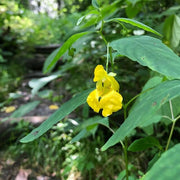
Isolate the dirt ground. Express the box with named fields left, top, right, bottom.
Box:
left=0, top=77, right=69, bottom=180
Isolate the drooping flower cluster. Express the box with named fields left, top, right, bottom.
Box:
left=87, top=65, right=123, bottom=117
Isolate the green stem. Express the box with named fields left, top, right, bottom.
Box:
left=106, top=43, right=109, bottom=72
left=169, top=99, right=174, bottom=120
left=175, top=115, right=180, bottom=121
left=165, top=120, right=176, bottom=151
left=99, top=20, right=108, bottom=45
left=125, top=87, right=153, bottom=109
left=124, top=137, right=129, bottom=180
left=123, top=106, right=129, bottom=180
left=165, top=100, right=175, bottom=151
left=103, top=124, right=124, bottom=148
left=109, top=47, right=114, bottom=71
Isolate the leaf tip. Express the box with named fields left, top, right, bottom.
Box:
left=101, top=145, right=107, bottom=151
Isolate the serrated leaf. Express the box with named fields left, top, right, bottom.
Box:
left=20, top=89, right=93, bottom=143
left=106, top=18, right=161, bottom=36
left=101, top=80, right=180, bottom=151
left=110, top=36, right=180, bottom=79
left=128, top=136, right=162, bottom=152
left=43, top=32, right=92, bottom=73
left=141, top=144, right=180, bottom=180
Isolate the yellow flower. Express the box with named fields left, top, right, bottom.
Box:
left=87, top=65, right=123, bottom=117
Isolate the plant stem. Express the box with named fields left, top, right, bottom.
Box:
left=165, top=100, right=175, bottom=151
left=109, top=47, right=114, bottom=71
left=169, top=99, right=174, bottom=120
left=165, top=120, right=176, bottom=151
left=123, top=137, right=129, bottom=180
left=99, top=20, right=108, bottom=45
left=106, top=43, right=109, bottom=72
left=123, top=106, right=129, bottom=180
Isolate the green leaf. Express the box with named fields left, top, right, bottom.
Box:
left=10, top=101, right=40, bottom=118
left=101, top=1, right=122, bottom=19
left=127, top=0, right=141, bottom=6
left=30, top=63, right=75, bottom=95
left=0, top=54, right=6, bottom=62
left=106, top=18, right=161, bottom=36
left=76, top=10, right=100, bottom=28
left=171, top=15, right=180, bottom=47
left=159, top=96, right=180, bottom=125
left=116, top=170, right=126, bottom=180
left=29, top=75, right=60, bottom=95
left=78, top=116, right=109, bottom=130
left=71, top=116, right=109, bottom=143
left=161, top=5, right=180, bottom=16
left=71, top=129, right=88, bottom=143
left=141, top=144, right=180, bottom=180
left=163, top=15, right=174, bottom=45
left=101, top=80, right=180, bottom=151
left=92, top=0, right=99, bottom=9
left=77, top=16, right=86, bottom=26
left=42, top=48, right=61, bottom=73
left=20, top=88, right=93, bottom=143
left=110, top=36, right=180, bottom=79
left=126, top=2, right=142, bottom=18
left=128, top=136, right=162, bottom=152
left=43, top=32, right=92, bottom=73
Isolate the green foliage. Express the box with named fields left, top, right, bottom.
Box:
left=128, top=136, right=162, bottom=152
left=142, top=144, right=180, bottom=180
left=43, top=31, right=92, bottom=73
left=92, top=0, right=100, bottom=10
left=10, top=101, right=40, bottom=118
left=2, top=0, right=180, bottom=179
left=20, top=88, right=93, bottom=143
left=4, top=119, right=122, bottom=179
left=106, top=18, right=161, bottom=36
left=102, top=80, right=180, bottom=151
left=71, top=116, right=109, bottom=143
left=0, top=63, right=23, bottom=102
left=110, top=36, right=180, bottom=79
left=164, top=15, right=180, bottom=48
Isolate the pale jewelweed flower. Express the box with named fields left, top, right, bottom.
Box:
left=87, top=65, right=123, bottom=117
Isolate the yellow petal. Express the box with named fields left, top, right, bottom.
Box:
left=93, top=65, right=107, bottom=82
left=87, top=89, right=101, bottom=113
left=49, top=105, right=59, bottom=110
left=5, top=106, right=16, bottom=113
left=107, top=76, right=120, bottom=92
left=100, top=90, right=123, bottom=117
